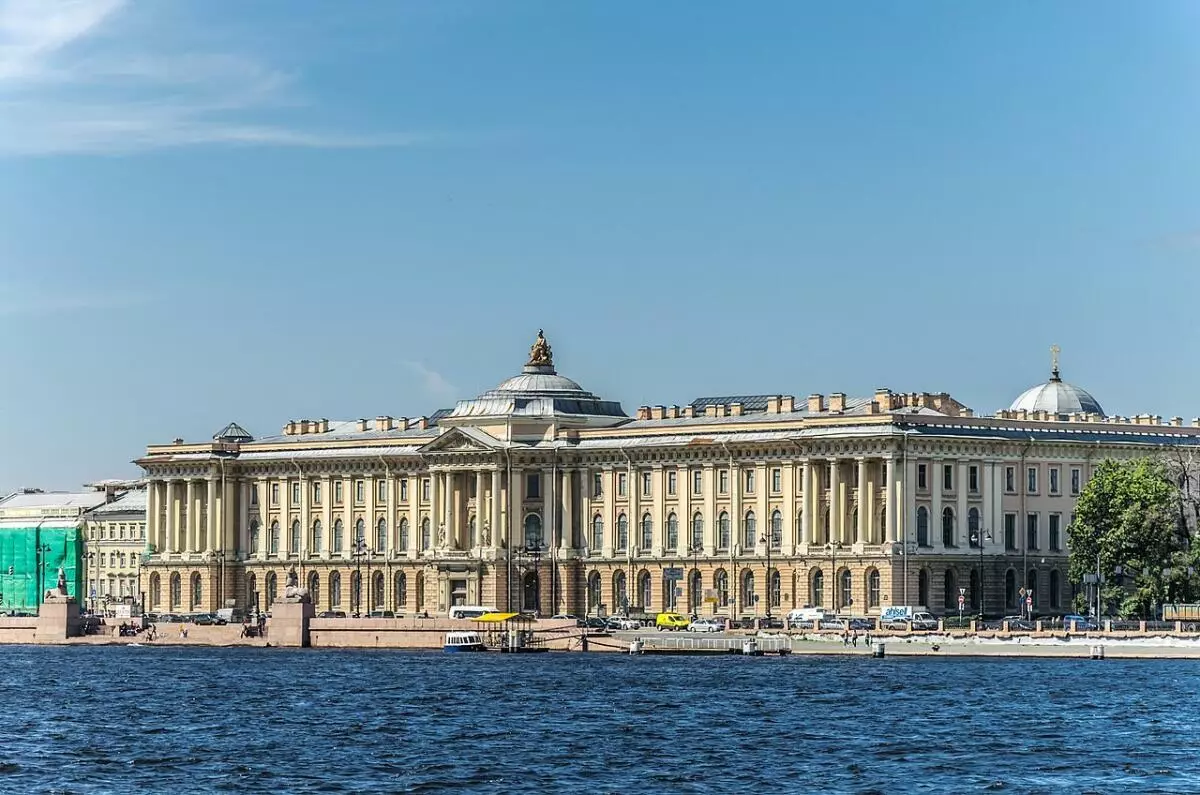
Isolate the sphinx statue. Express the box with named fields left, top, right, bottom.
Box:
left=281, top=567, right=311, bottom=603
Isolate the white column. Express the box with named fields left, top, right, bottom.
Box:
left=407, top=476, right=420, bottom=556
left=146, top=481, right=159, bottom=552
left=185, top=479, right=196, bottom=553
left=800, top=461, right=813, bottom=546
left=931, top=459, right=943, bottom=549
left=885, top=457, right=897, bottom=543
left=828, top=460, right=841, bottom=545
left=164, top=480, right=176, bottom=554
left=782, top=460, right=797, bottom=554
left=651, top=466, right=665, bottom=555
left=561, top=469, right=574, bottom=551
left=856, top=458, right=868, bottom=544
left=511, top=467, right=524, bottom=549
left=755, top=462, right=768, bottom=550
left=490, top=469, right=502, bottom=548
left=990, top=460, right=1004, bottom=544
left=956, top=461, right=969, bottom=548
left=430, top=472, right=441, bottom=548
left=542, top=467, right=554, bottom=549
left=702, top=464, right=715, bottom=554
left=904, top=458, right=918, bottom=547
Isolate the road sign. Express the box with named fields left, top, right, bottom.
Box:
left=957, top=595, right=965, bottom=607
left=1025, top=595, right=1032, bottom=606
left=663, top=567, right=684, bottom=581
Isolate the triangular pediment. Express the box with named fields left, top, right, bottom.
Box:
left=419, top=427, right=503, bottom=454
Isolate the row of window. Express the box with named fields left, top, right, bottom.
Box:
left=91, top=524, right=146, bottom=541
left=148, top=570, right=420, bottom=613
left=588, top=510, right=788, bottom=553
left=911, top=463, right=1084, bottom=497
left=591, top=467, right=813, bottom=501
left=91, top=552, right=138, bottom=569
left=918, top=568, right=1064, bottom=611
left=911, top=506, right=1065, bottom=551
left=262, top=478, right=434, bottom=509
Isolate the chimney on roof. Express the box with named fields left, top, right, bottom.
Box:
left=807, top=394, right=824, bottom=413
left=376, top=416, right=394, bottom=432
left=284, top=421, right=297, bottom=436
left=173, top=438, right=184, bottom=445
left=357, top=419, right=369, bottom=432
left=668, top=405, right=679, bottom=419
left=781, top=395, right=795, bottom=413
left=766, top=396, right=780, bottom=414
left=637, top=406, right=651, bottom=421
left=1170, top=417, right=1183, bottom=427
left=730, top=402, right=744, bottom=417
left=829, top=393, right=846, bottom=413
left=413, top=416, right=428, bottom=430
left=318, top=418, right=329, bottom=433
left=651, top=406, right=665, bottom=420
left=866, top=401, right=879, bottom=415
left=705, top=404, right=719, bottom=418
left=682, top=405, right=695, bottom=418
left=874, top=388, right=893, bottom=411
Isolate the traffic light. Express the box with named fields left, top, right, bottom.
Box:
left=6, top=566, right=11, bottom=576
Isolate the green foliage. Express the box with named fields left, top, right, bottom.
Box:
left=1067, top=458, right=1183, bottom=618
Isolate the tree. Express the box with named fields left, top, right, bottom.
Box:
left=1067, top=458, right=1182, bottom=617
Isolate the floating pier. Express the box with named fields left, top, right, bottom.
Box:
left=628, top=635, right=792, bottom=656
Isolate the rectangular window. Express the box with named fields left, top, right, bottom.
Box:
left=527, top=473, right=542, bottom=499
left=693, top=470, right=703, bottom=496
left=744, top=470, right=755, bottom=494
left=1049, top=514, right=1061, bottom=551
left=943, top=464, right=953, bottom=491
left=334, top=481, right=343, bottom=504
left=968, top=465, right=979, bottom=493
left=421, top=479, right=430, bottom=501
left=1049, top=467, right=1060, bottom=496
left=592, top=472, right=603, bottom=498
left=616, top=473, right=626, bottom=497
left=718, top=470, right=729, bottom=495
left=355, top=480, right=365, bottom=503
left=1005, top=466, right=1015, bottom=493
left=291, top=482, right=300, bottom=506
left=771, top=468, right=782, bottom=494
left=1027, top=467, right=1038, bottom=494
left=917, top=464, right=927, bottom=491
left=270, top=483, right=280, bottom=505
left=1070, top=468, right=1081, bottom=496
left=251, top=487, right=259, bottom=506
left=641, top=472, right=652, bottom=497
left=1004, top=513, right=1017, bottom=551
left=312, top=482, right=322, bottom=505
left=1027, top=513, right=1039, bottom=550
left=667, top=471, right=677, bottom=496
left=400, top=480, right=408, bottom=501
left=377, top=481, right=387, bottom=502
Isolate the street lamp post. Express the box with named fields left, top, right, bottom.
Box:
left=516, top=543, right=543, bottom=613
left=36, top=543, right=53, bottom=607
left=689, top=542, right=702, bottom=616
left=825, top=542, right=843, bottom=613
left=969, top=529, right=993, bottom=618
left=760, top=533, right=773, bottom=619
left=351, top=537, right=367, bottom=616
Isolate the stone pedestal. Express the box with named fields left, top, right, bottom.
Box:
left=272, top=600, right=314, bottom=648
left=37, top=597, right=81, bottom=643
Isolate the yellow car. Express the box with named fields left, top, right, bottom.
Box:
left=655, top=612, right=690, bottom=630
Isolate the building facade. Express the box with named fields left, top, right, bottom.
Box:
left=0, top=490, right=107, bottom=612
left=83, top=486, right=147, bottom=612
left=136, top=333, right=1200, bottom=619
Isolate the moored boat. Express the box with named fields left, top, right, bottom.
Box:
left=444, top=631, right=486, bottom=652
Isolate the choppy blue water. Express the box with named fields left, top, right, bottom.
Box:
left=0, top=646, right=1196, bottom=793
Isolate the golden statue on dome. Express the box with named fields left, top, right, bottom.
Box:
left=528, top=329, right=553, bottom=367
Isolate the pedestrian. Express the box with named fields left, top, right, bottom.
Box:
left=852, top=631, right=858, bottom=648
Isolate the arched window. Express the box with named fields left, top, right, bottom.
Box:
left=770, top=510, right=782, bottom=548
left=169, top=572, right=181, bottom=609
left=744, top=510, right=756, bottom=549
left=691, top=513, right=704, bottom=550
left=1050, top=569, right=1061, bottom=608
left=333, top=519, right=344, bottom=553
left=1005, top=569, right=1017, bottom=608
left=941, top=507, right=955, bottom=547
left=375, top=518, right=387, bottom=552
left=269, top=521, right=280, bottom=555
left=245, top=573, right=256, bottom=608
left=149, top=573, right=161, bottom=609
left=394, top=572, right=407, bottom=609
left=918, top=568, right=930, bottom=609
left=811, top=570, right=824, bottom=607
left=468, top=516, right=477, bottom=548
left=916, top=507, right=929, bottom=547
left=640, top=513, right=653, bottom=550
left=587, top=571, right=602, bottom=612
left=525, top=513, right=543, bottom=549
left=399, top=518, right=409, bottom=550
left=688, top=569, right=702, bottom=612
left=372, top=571, right=385, bottom=611
left=330, top=571, right=342, bottom=607
left=741, top=569, right=755, bottom=609
left=616, top=514, right=628, bottom=552
left=190, top=572, right=202, bottom=609
left=718, top=512, right=730, bottom=550
left=968, top=508, right=981, bottom=547
left=421, top=518, right=431, bottom=550
left=311, top=520, right=323, bottom=554
left=840, top=569, right=852, bottom=611
left=666, top=513, right=679, bottom=551
left=266, top=571, right=278, bottom=604
left=943, top=569, right=957, bottom=609
left=308, top=571, right=320, bottom=606
left=613, top=571, right=628, bottom=611
left=638, top=570, right=652, bottom=608
left=249, top=520, right=261, bottom=554
left=714, top=569, right=729, bottom=607
left=591, top=515, right=604, bottom=550
left=867, top=569, right=881, bottom=608
left=354, top=518, right=365, bottom=547
left=769, top=569, right=781, bottom=608
left=291, top=520, right=301, bottom=554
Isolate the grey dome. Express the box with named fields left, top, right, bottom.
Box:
left=493, top=369, right=587, bottom=396
left=1009, top=365, right=1104, bottom=417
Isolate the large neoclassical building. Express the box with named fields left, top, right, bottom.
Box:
left=137, top=333, right=1200, bottom=619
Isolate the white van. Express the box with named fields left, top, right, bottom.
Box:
left=216, top=608, right=245, bottom=625
left=448, top=605, right=497, bottom=620
left=786, top=607, right=828, bottom=626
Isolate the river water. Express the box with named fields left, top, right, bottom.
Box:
left=1, top=646, right=1196, bottom=793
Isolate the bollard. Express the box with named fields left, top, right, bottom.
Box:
left=742, top=639, right=759, bottom=656
left=1090, top=645, right=1105, bottom=660
left=629, top=638, right=643, bottom=655
left=872, top=642, right=886, bottom=658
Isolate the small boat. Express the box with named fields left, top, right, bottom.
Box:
left=444, top=631, right=486, bottom=653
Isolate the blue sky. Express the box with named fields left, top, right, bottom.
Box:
left=3, top=1, right=1200, bottom=491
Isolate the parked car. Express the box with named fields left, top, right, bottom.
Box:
left=551, top=613, right=579, bottom=621
left=687, top=617, right=724, bottom=633
left=848, top=618, right=875, bottom=631
left=583, top=617, right=609, bottom=630
left=1002, top=615, right=1035, bottom=631
left=1062, top=614, right=1098, bottom=631
left=368, top=610, right=397, bottom=618
left=606, top=617, right=640, bottom=631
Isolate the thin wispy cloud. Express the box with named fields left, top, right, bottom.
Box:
left=0, top=282, right=150, bottom=316
left=402, top=361, right=458, bottom=403
left=0, top=0, right=417, bottom=155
